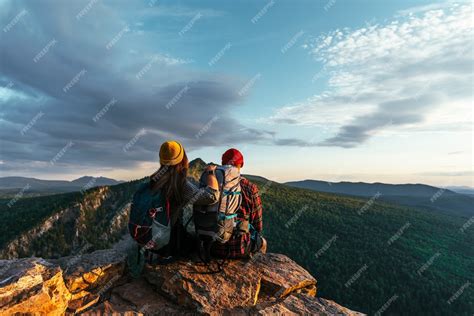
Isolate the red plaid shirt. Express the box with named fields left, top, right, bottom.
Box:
left=211, top=177, right=263, bottom=258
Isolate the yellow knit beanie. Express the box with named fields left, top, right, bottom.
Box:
left=159, top=141, right=184, bottom=166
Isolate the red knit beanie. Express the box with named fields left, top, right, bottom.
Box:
left=222, top=148, right=244, bottom=167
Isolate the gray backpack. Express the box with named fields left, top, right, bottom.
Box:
left=193, top=165, right=242, bottom=261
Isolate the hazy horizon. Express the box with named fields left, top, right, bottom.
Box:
left=1, top=0, right=472, bottom=187
left=1, top=152, right=472, bottom=189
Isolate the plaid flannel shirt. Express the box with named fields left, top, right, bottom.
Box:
left=211, top=177, right=263, bottom=258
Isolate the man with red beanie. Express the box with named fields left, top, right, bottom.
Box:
left=212, top=148, right=267, bottom=258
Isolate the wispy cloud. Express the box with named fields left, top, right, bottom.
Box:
left=269, top=3, right=473, bottom=148
left=417, top=171, right=474, bottom=177
left=142, top=5, right=225, bottom=18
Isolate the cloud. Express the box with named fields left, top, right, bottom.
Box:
left=0, top=0, right=277, bottom=175
left=448, top=151, right=466, bottom=155
left=269, top=3, right=473, bottom=148
left=143, top=5, right=225, bottom=18
left=273, top=138, right=318, bottom=147
left=417, top=171, right=474, bottom=177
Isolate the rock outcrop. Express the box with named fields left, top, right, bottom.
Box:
left=0, top=186, right=133, bottom=260
left=0, top=249, right=364, bottom=315
left=144, top=253, right=317, bottom=314
left=0, top=258, right=71, bottom=315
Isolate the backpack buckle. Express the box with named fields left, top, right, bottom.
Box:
left=148, top=207, right=164, bottom=218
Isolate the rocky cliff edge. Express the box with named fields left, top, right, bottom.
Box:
left=0, top=249, right=364, bottom=315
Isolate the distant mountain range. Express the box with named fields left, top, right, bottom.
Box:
left=0, top=176, right=123, bottom=197
left=447, top=186, right=474, bottom=196
left=285, top=180, right=474, bottom=217
left=1, top=171, right=472, bottom=217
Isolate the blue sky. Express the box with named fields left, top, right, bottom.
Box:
left=0, top=0, right=472, bottom=186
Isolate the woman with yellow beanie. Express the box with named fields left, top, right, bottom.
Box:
left=128, top=140, right=219, bottom=261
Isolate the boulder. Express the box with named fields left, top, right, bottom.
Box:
left=256, top=294, right=365, bottom=316
left=0, top=249, right=127, bottom=315
left=54, top=249, right=126, bottom=314
left=143, top=253, right=328, bottom=315
left=0, top=258, right=71, bottom=315
left=87, top=278, right=191, bottom=315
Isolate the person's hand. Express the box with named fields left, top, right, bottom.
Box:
left=205, top=164, right=219, bottom=190
left=144, top=239, right=157, bottom=250
left=205, top=164, right=217, bottom=171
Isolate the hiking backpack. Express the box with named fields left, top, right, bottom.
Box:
left=128, top=183, right=170, bottom=246
left=193, top=165, right=242, bottom=261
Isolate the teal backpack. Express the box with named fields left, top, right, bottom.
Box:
left=128, top=183, right=170, bottom=245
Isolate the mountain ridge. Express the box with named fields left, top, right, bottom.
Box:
left=0, top=175, right=122, bottom=188
left=285, top=179, right=459, bottom=196
left=0, top=176, right=123, bottom=197
left=285, top=179, right=474, bottom=217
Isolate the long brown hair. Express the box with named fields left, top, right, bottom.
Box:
left=149, top=151, right=189, bottom=212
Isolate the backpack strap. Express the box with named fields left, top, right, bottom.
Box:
left=216, top=168, right=226, bottom=213
left=166, top=198, right=171, bottom=222
left=223, top=190, right=241, bottom=196
left=219, top=213, right=238, bottom=220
